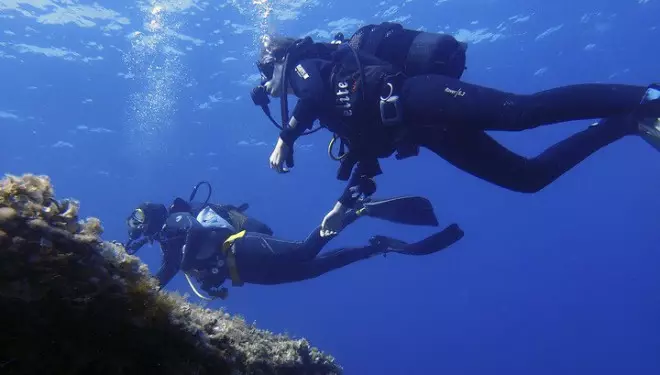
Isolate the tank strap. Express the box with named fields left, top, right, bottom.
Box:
left=361, top=22, right=402, bottom=56
left=222, top=230, right=247, bottom=286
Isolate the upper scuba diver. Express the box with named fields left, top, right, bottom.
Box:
left=125, top=180, right=464, bottom=300
left=249, top=22, right=660, bottom=237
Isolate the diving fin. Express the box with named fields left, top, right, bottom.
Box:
left=639, top=117, right=660, bottom=151
left=359, top=196, right=439, bottom=227
left=369, top=223, right=464, bottom=256
left=637, top=83, right=660, bottom=151
left=369, top=235, right=409, bottom=252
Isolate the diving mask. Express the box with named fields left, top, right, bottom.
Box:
left=127, top=208, right=146, bottom=231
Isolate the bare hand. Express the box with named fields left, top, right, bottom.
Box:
left=269, top=137, right=290, bottom=173
left=320, top=202, right=347, bottom=237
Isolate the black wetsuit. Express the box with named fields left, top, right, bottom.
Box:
left=154, top=210, right=381, bottom=287
left=401, top=78, right=656, bottom=192
left=154, top=209, right=462, bottom=289
left=136, top=200, right=273, bottom=287
left=278, top=52, right=659, bottom=203
left=225, top=213, right=378, bottom=285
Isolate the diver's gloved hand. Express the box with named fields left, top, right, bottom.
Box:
left=320, top=201, right=349, bottom=237
left=125, top=236, right=149, bottom=255
left=269, top=137, right=292, bottom=173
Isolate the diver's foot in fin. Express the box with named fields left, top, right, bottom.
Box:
left=639, top=84, right=660, bottom=116
left=589, top=115, right=638, bottom=136
left=368, top=223, right=464, bottom=256
left=637, top=84, right=660, bottom=151
left=360, top=196, right=439, bottom=227
left=638, top=112, right=660, bottom=151
left=639, top=117, right=660, bottom=151
left=380, top=224, right=465, bottom=256
left=369, top=235, right=409, bottom=253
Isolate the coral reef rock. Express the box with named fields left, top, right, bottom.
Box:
left=0, top=174, right=341, bottom=375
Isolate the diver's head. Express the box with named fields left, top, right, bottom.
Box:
left=257, top=35, right=297, bottom=97
left=126, top=202, right=168, bottom=241
left=258, top=35, right=296, bottom=77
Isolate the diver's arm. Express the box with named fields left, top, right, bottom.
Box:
left=337, top=159, right=381, bottom=208
left=200, top=277, right=229, bottom=299
left=320, top=159, right=381, bottom=236
left=320, top=162, right=381, bottom=237
left=278, top=58, right=325, bottom=148
left=337, top=173, right=365, bottom=209
left=329, top=174, right=369, bottom=218
left=270, top=103, right=316, bottom=171
left=125, top=236, right=150, bottom=255
left=278, top=102, right=317, bottom=148
left=154, top=242, right=183, bottom=289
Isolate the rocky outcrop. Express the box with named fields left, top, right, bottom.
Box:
left=0, top=174, right=341, bottom=375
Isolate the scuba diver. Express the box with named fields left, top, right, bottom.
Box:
left=125, top=180, right=465, bottom=300
left=125, top=181, right=274, bottom=254
left=249, top=21, right=660, bottom=237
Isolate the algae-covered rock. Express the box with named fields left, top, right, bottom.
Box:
left=0, top=174, right=341, bottom=375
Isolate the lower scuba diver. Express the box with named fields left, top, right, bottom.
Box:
left=249, top=22, right=660, bottom=237
left=125, top=180, right=465, bottom=300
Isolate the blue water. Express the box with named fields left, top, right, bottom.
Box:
left=2, top=0, right=660, bottom=373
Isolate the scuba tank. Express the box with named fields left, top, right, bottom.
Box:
left=335, top=22, right=469, bottom=162
left=347, top=22, right=468, bottom=79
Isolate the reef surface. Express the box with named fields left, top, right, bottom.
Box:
left=0, top=174, right=341, bottom=375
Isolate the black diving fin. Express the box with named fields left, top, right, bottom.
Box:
left=638, top=83, right=660, bottom=152
left=358, top=196, right=439, bottom=227
left=369, top=223, right=465, bottom=256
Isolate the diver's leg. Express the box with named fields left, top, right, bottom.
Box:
left=268, top=244, right=387, bottom=283
left=418, top=116, right=633, bottom=193
left=230, top=233, right=298, bottom=284
left=238, top=210, right=360, bottom=265
left=276, top=224, right=465, bottom=283
left=232, top=226, right=366, bottom=285
left=232, top=213, right=362, bottom=280
left=281, top=210, right=361, bottom=261
left=402, top=75, right=654, bottom=131
left=235, top=223, right=465, bottom=285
